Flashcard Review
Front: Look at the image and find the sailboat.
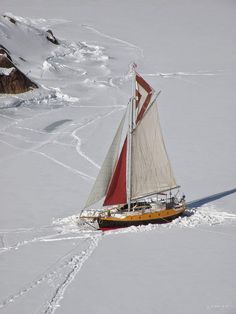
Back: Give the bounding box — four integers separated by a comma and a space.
80, 66, 186, 230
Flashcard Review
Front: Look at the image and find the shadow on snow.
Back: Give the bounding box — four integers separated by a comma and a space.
186, 188, 236, 209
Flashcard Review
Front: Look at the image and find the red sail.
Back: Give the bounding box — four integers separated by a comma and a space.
103, 73, 154, 206
103, 138, 127, 206
135, 73, 154, 123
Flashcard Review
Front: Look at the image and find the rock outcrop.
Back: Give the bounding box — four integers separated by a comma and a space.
2, 14, 17, 24
0, 54, 38, 94
46, 29, 59, 45
0, 45, 12, 61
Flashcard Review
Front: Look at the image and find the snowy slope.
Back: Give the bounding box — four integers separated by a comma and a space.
0, 0, 236, 313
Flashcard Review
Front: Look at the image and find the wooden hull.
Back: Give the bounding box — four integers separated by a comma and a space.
98, 206, 185, 230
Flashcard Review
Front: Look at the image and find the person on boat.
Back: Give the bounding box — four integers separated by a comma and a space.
166, 196, 176, 209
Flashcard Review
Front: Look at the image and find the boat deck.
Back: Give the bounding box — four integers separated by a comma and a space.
80, 201, 186, 230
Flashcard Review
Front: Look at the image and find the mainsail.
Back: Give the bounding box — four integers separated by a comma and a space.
131, 100, 177, 200
84, 71, 178, 209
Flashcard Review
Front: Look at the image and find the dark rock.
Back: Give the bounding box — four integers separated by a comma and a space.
46, 29, 59, 45
19, 56, 26, 62
3, 14, 17, 24
0, 55, 38, 94
0, 44, 10, 54
0, 45, 12, 61
0, 55, 13, 68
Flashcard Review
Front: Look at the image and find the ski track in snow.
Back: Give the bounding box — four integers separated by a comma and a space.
143, 70, 221, 78
1, 14, 235, 314
0, 233, 59, 255
0, 132, 94, 181
0, 110, 97, 180
0, 205, 235, 313
0, 235, 101, 313
71, 107, 124, 170
36, 151, 95, 181
0, 113, 22, 122
82, 24, 144, 58
140, 70, 223, 87
0, 221, 99, 256
0, 130, 40, 145
0, 17, 130, 184
42, 235, 101, 314
0, 106, 124, 179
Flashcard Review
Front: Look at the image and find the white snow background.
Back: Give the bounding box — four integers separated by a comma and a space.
0, 0, 236, 313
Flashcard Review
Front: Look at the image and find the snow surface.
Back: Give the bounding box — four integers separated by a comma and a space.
0, 0, 236, 313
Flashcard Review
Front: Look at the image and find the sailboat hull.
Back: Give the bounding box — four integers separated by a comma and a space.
98, 206, 185, 230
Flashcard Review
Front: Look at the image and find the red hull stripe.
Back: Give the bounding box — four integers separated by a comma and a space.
103, 138, 127, 206
99, 227, 121, 231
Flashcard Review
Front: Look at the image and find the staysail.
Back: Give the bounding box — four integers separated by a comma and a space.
84, 112, 126, 208
103, 137, 127, 206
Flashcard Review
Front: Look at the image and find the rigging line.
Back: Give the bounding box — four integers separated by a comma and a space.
131, 187, 180, 201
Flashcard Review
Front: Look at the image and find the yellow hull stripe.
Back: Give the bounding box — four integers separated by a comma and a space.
101, 206, 185, 222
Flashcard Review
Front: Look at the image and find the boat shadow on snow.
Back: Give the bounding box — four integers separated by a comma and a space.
184, 187, 236, 218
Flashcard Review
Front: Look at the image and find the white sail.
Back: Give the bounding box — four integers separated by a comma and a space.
131, 100, 177, 200
84, 112, 126, 208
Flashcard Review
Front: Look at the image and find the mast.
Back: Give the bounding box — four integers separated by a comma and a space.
127, 65, 136, 211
